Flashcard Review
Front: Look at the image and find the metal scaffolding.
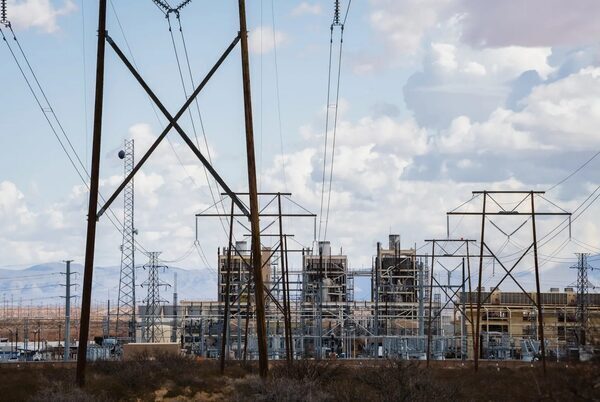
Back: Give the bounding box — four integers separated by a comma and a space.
422, 239, 479, 366
197, 192, 316, 367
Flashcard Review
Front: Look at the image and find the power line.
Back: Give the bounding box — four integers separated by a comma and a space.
547, 150, 600, 192
259, 0, 264, 191
270, 0, 288, 191
486, 187, 600, 272
81, 0, 90, 166
572, 238, 600, 253
454, 184, 600, 265
109, 0, 229, 259
0, 273, 62, 281
0, 284, 63, 292
11, 295, 63, 303
318, 0, 351, 241
0, 24, 149, 257
0, 27, 89, 188
446, 149, 600, 265
537, 184, 600, 250
174, 13, 231, 238
342, 0, 352, 25
193, 241, 218, 277
323, 24, 344, 241
110, 1, 195, 196
0, 263, 39, 269
160, 241, 196, 263
145, 1, 239, 268
139, 3, 233, 245
318, 28, 335, 241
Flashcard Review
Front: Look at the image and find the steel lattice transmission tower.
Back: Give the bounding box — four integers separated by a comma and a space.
115, 139, 136, 341
142, 252, 169, 343
571, 253, 591, 345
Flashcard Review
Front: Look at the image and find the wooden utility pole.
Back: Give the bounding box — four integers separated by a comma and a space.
76, 0, 107, 387
530, 191, 547, 374
277, 194, 292, 362
426, 242, 435, 367
474, 192, 487, 371
237, 0, 269, 378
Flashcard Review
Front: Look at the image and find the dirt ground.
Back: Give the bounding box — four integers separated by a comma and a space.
0, 357, 598, 401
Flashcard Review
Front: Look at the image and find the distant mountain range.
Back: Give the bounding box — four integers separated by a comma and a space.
0, 263, 218, 306
0, 255, 597, 308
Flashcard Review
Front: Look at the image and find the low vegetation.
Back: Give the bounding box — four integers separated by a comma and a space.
0, 355, 597, 401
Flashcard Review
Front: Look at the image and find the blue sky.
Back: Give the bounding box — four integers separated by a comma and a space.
1, 0, 600, 295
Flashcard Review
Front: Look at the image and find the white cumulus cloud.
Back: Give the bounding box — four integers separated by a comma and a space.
291, 2, 322, 17
7, 0, 76, 33
369, 0, 454, 56
248, 26, 287, 55
458, 0, 600, 48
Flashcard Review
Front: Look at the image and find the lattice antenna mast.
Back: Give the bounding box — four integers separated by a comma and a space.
141, 252, 170, 343
115, 140, 136, 341
1, 0, 9, 27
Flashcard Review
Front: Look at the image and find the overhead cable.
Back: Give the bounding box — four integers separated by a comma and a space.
318, 0, 351, 241
547, 150, 600, 192
0, 25, 146, 255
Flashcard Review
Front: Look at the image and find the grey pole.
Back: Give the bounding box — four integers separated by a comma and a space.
461, 258, 467, 360
64, 260, 73, 362
375, 242, 381, 337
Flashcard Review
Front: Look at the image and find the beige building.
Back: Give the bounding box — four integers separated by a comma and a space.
457, 289, 600, 359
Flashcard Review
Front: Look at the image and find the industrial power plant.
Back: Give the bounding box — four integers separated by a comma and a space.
1, 0, 599, 400
110, 235, 600, 363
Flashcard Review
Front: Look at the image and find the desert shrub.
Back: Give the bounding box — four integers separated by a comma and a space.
5, 357, 600, 401
30, 382, 106, 402
226, 360, 256, 378
338, 360, 456, 402
271, 360, 342, 384
231, 374, 331, 402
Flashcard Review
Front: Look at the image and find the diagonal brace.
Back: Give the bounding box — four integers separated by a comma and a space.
430, 275, 472, 324
97, 33, 248, 218
480, 242, 537, 306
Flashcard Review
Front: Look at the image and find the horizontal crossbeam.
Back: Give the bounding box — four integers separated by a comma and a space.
447, 212, 571, 216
